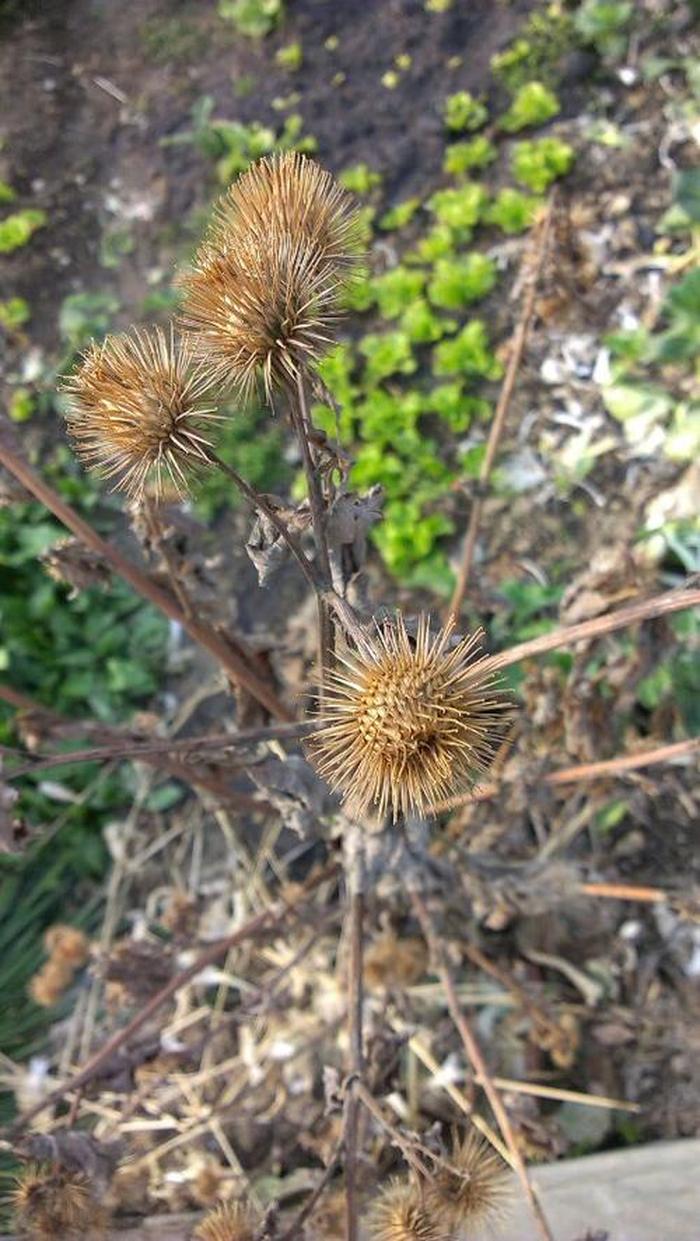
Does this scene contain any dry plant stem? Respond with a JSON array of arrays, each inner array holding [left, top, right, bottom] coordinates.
[[5, 720, 319, 779], [0, 436, 292, 722], [0, 682, 267, 802], [8, 862, 339, 1136], [276, 1137, 344, 1241], [411, 889, 555, 1241], [211, 449, 366, 651], [141, 498, 194, 619], [432, 732, 700, 813], [211, 451, 322, 593], [446, 196, 554, 623], [354, 1081, 432, 1180], [480, 582, 700, 677], [292, 371, 335, 676], [545, 735, 700, 785], [579, 881, 666, 902], [343, 822, 366, 1241]]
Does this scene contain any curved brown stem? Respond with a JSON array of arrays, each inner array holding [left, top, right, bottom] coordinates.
[[0, 434, 293, 722], [479, 582, 700, 676]]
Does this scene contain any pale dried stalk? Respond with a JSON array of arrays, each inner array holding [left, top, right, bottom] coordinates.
[[478, 582, 700, 677], [0, 433, 292, 721], [446, 196, 555, 623], [343, 822, 365, 1241], [406, 1032, 512, 1165], [411, 889, 554, 1241], [292, 369, 336, 677]]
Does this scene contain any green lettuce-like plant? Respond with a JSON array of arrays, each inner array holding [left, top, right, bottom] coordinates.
[[399, 298, 453, 343], [339, 163, 383, 194], [433, 320, 503, 379], [511, 136, 574, 192], [427, 183, 487, 235], [486, 187, 543, 233], [500, 80, 560, 132], [371, 266, 426, 318], [443, 90, 488, 132], [427, 253, 497, 310], [0, 209, 47, 255], [378, 197, 421, 230], [443, 136, 497, 175], [360, 331, 416, 383], [217, 0, 284, 37]]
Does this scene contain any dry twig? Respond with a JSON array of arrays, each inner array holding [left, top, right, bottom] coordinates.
[[410, 889, 554, 1241], [446, 196, 555, 622]]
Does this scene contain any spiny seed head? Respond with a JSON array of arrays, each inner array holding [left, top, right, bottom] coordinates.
[[180, 232, 340, 402], [430, 1133, 511, 1232], [12, 1164, 106, 1237], [62, 326, 219, 501], [212, 151, 362, 272], [309, 615, 507, 821], [179, 151, 362, 401], [193, 1200, 257, 1241], [368, 1179, 448, 1241]]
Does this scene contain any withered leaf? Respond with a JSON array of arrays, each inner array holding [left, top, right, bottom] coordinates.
[[246, 500, 311, 586], [248, 754, 332, 837], [326, 486, 383, 592]]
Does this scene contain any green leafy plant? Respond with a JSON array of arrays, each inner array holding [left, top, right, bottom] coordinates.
[[58, 292, 120, 352], [378, 197, 421, 230], [0, 296, 30, 330], [443, 90, 488, 132], [574, 0, 633, 58], [500, 80, 560, 131], [399, 298, 453, 343], [0, 504, 168, 722], [360, 331, 416, 383], [371, 266, 426, 318], [163, 98, 315, 184], [276, 40, 302, 70], [0, 208, 46, 254], [217, 0, 284, 38], [339, 163, 383, 194], [491, 6, 576, 90], [433, 320, 503, 379], [443, 136, 497, 175], [8, 388, 34, 422], [511, 136, 574, 191], [427, 183, 487, 235], [427, 252, 496, 310], [407, 223, 456, 263], [486, 186, 542, 233], [426, 384, 491, 431]]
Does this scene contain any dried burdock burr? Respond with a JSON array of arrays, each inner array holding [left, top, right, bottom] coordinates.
[[429, 1132, 511, 1234], [28, 957, 75, 1008], [43, 924, 89, 968], [193, 1200, 258, 1241], [367, 1179, 449, 1241], [62, 326, 220, 500], [309, 614, 506, 821], [179, 151, 362, 401], [12, 1164, 107, 1238], [213, 150, 362, 271]]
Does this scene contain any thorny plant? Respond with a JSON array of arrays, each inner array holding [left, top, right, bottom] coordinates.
[[1, 151, 699, 1241]]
